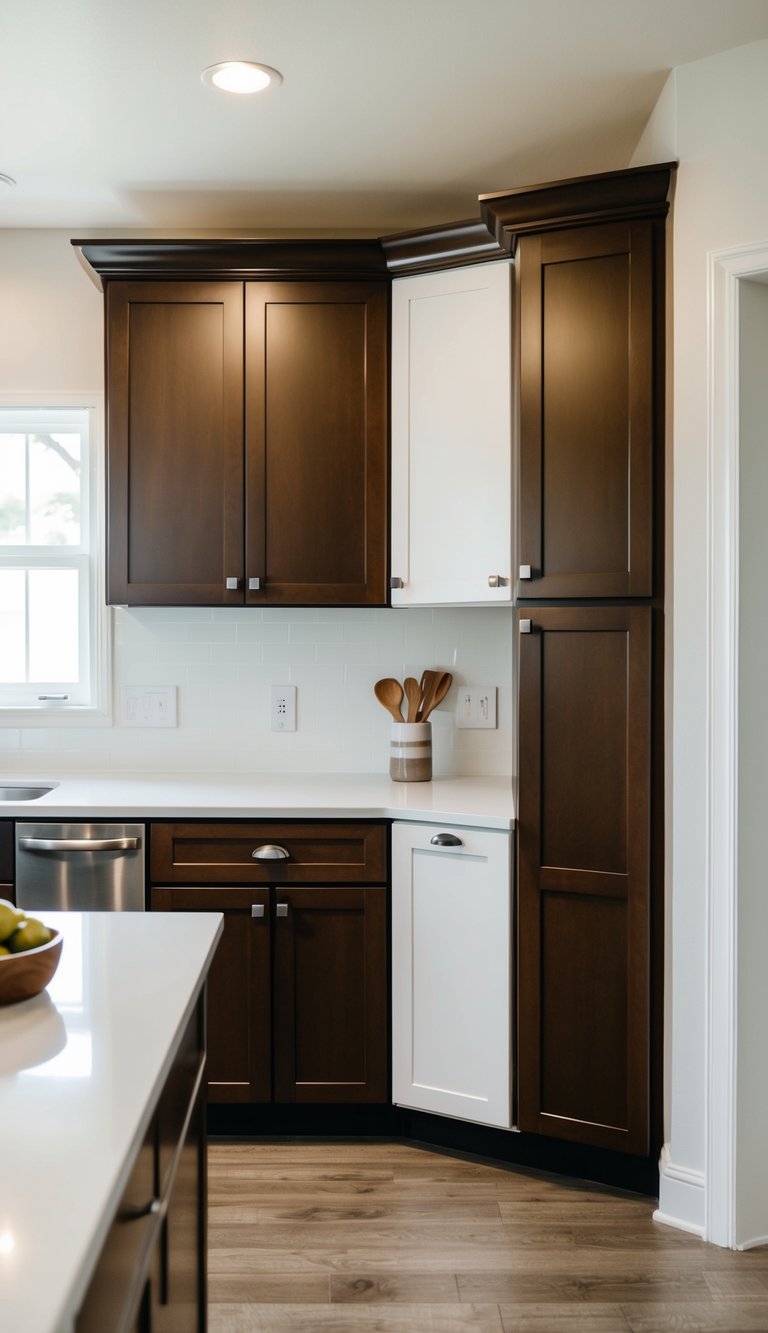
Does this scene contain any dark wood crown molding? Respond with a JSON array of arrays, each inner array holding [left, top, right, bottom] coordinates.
[[479, 162, 677, 252], [379, 217, 507, 276], [72, 238, 390, 289]]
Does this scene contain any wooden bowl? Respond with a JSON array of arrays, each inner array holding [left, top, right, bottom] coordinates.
[[0, 929, 63, 1006]]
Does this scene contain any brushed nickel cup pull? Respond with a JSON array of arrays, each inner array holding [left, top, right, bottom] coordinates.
[[251, 904, 265, 918], [390, 576, 404, 589], [276, 903, 289, 918], [430, 832, 464, 847], [251, 845, 290, 861]]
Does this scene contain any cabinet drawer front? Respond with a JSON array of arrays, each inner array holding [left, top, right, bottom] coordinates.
[[151, 822, 387, 884]]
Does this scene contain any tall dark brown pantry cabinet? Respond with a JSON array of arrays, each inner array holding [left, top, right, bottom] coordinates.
[[482, 164, 673, 1159]]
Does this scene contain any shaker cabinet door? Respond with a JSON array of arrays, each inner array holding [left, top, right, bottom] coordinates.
[[245, 282, 388, 606], [106, 282, 245, 606], [518, 222, 657, 598], [150, 886, 272, 1104], [516, 605, 652, 1154], [272, 886, 388, 1103], [390, 262, 513, 606], [392, 822, 512, 1128]]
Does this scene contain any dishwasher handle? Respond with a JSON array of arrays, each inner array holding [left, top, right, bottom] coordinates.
[[18, 836, 142, 853]]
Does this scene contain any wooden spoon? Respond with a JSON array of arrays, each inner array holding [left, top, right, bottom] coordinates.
[[415, 669, 443, 721], [374, 677, 405, 722], [420, 671, 453, 721], [404, 677, 421, 723]]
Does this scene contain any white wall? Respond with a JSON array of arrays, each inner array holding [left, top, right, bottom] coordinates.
[[736, 277, 768, 1247], [0, 231, 513, 778], [632, 39, 768, 1237]]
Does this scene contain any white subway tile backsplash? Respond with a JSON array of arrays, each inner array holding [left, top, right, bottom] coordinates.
[[185, 623, 238, 643], [6, 606, 513, 777], [236, 622, 290, 643]]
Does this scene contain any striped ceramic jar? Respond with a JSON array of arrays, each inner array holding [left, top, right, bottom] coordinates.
[[389, 721, 432, 782]]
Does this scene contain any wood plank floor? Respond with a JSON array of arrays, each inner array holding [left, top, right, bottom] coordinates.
[[208, 1141, 768, 1332]]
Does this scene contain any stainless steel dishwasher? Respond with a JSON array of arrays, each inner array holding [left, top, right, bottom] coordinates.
[[15, 822, 146, 911]]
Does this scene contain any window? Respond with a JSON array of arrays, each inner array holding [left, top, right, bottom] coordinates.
[[0, 396, 109, 720]]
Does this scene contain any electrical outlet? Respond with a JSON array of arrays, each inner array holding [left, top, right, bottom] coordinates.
[[270, 685, 297, 732], [118, 686, 177, 728], [455, 686, 497, 729]]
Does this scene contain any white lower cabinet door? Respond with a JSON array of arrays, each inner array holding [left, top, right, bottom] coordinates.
[[392, 821, 513, 1129]]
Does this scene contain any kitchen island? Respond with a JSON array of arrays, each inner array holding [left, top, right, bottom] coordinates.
[[0, 910, 223, 1333]]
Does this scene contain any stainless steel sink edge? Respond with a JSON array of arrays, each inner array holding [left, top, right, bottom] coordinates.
[[0, 783, 59, 802]]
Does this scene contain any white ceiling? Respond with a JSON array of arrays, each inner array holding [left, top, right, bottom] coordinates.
[[2, 0, 768, 234]]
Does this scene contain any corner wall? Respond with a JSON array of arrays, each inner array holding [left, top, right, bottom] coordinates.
[[632, 38, 768, 1240]]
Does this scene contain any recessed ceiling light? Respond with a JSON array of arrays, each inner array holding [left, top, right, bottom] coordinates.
[[0, 174, 16, 194], [201, 62, 283, 95]]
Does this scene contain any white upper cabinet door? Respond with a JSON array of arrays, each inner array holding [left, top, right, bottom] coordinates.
[[390, 262, 513, 606], [392, 821, 513, 1129]]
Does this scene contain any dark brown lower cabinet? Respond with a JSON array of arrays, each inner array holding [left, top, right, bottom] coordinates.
[[151, 884, 388, 1105], [517, 605, 652, 1155], [76, 998, 207, 1333]]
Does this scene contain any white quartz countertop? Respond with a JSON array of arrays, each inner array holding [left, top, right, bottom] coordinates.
[[0, 773, 516, 829], [0, 911, 223, 1333]]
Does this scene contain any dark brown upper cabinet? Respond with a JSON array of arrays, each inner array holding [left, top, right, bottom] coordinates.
[[480, 163, 673, 601], [106, 281, 245, 607], [245, 282, 387, 606], [518, 220, 655, 598], [80, 241, 389, 607]]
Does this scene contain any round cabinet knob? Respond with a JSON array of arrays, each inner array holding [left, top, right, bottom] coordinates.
[[251, 844, 290, 861]]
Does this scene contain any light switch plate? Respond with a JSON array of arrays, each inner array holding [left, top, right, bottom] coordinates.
[[118, 686, 177, 727], [455, 686, 497, 729]]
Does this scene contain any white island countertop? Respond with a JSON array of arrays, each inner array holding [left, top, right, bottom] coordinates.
[[0, 773, 515, 829], [0, 911, 223, 1333]]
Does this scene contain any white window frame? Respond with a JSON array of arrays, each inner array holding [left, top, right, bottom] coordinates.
[[0, 391, 111, 725]]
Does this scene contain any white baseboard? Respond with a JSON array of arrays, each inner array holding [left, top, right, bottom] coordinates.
[[655, 1144, 706, 1237], [738, 1234, 768, 1251]]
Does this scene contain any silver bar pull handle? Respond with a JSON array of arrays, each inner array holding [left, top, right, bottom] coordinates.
[[519, 619, 533, 634], [276, 903, 289, 918], [18, 836, 141, 853], [251, 904, 265, 918], [430, 832, 464, 848], [225, 576, 241, 590], [251, 845, 290, 861], [519, 564, 532, 580], [248, 577, 261, 591]]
